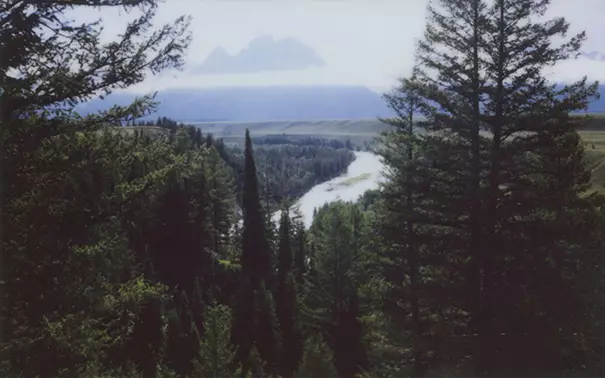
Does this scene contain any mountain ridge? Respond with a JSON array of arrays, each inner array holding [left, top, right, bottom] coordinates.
[[195, 35, 325, 75], [75, 84, 605, 123], [76, 85, 393, 122]]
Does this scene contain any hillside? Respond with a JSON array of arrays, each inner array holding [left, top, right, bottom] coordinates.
[[75, 84, 605, 125], [75, 86, 394, 122], [191, 118, 387, 144]]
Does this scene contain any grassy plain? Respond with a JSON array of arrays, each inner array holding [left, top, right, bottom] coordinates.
[[579, 130, 605, 190], [189, 118, 388, 146]]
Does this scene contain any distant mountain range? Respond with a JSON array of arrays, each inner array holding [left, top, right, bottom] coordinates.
[[75, 86, 394, 122], [75, 84, 605, 123], [195, 36, 325, 75]]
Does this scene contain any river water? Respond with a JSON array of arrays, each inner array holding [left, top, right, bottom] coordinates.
[[273, 151, 386, 228]]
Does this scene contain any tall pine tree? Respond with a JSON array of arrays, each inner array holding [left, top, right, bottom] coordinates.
[[306, 202, 369, 377], [241, 129, 272, 288], [275, 209, 303, 377], [386, 0, 602, 374], [233, 130, 278, 374], [378, 69, 443, 376], [477, 0, 600, 372]]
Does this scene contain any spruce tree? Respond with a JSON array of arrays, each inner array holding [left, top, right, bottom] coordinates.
[[232, 277, 256, 373], [130, 295, 166, 378], [194, 304, 242, 378], [204, 146, 236, 259], [241, 129, 272, 288], [189, 163, 216, 298], [331, 292, 368, 378], [233, 130, 277, 372], [413, 0, 489, 352], [293, 334, 338, 378], [150, 177, 195, 292], [277, 207, 293, 278], [191, 279, 207, 338], [391, 0, 602, 373], [275, 209, 303, 377], [247, 346, 267, 378], [292, 213, 307, 284], [306, 202, 369, 377], [1, 3, 190, 373], [254, 282, 279, 375], [165, 307, 183, 375], [194, 128, 203, 149], [378, 70, 436, 376], [477, 1, 599, 371], [166, 291, 200, 377]]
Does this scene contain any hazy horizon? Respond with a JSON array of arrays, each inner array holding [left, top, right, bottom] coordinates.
[[67, 0, 605, 96]]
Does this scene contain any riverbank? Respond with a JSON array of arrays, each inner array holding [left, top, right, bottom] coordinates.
[[273, 151, 385, 228]]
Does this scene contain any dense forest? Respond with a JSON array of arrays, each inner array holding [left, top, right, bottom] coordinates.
[[226, 141, 355, 208], [122, 122, 356, 210], [2, 0, 605, 377]]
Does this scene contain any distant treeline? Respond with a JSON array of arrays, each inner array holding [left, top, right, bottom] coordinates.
[[227, 143, 355, 208], [253, 135, 356, 151], [124, 116, 182, 129], [124, 117, 357, 210]]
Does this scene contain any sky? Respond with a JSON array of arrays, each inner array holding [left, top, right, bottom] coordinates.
[[69, 0, 605, 95]]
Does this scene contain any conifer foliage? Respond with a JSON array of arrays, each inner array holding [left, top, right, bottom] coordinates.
[[232, 129, 279, 374], [241, 129, 273, 288], [3, 0, 605, 377], [275, 208, 303, 377], [378, 0, 604, 375]]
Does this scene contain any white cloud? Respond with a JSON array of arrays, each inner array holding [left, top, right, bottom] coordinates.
[[548, 58, 605, 84]]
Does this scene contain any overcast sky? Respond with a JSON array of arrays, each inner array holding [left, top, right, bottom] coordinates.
[[69, 0, 605, 94]]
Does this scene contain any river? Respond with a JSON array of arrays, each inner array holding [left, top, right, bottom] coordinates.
[[273, 151, 386, 228]]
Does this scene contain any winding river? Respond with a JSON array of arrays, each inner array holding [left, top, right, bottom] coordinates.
[[274, 151, 386, 228]]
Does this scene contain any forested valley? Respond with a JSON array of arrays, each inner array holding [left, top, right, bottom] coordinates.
[[122, 121, 357, 210], [3, 1, 605, 378]]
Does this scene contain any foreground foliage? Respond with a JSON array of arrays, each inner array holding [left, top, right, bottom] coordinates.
[[2, 0, 605, 377]]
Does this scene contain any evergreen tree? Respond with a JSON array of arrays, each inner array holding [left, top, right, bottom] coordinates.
[[233, 130, 278, 372], [166, 307, 182, 373], [412, 1, 489, 357], [191, 279, 207, 338], [382, 0, 603, 374], [291, 209, 307, 284], [189, 164, 216, 297], [377, 70, 440, 376], [204, 146, 236, 259], [306, 202, 370, 377], [130, 294, 167, 378], [293, 334, 338, 378], [253, 283, 279, 375], [275, 209, 303, 377], [166, 291, 200, 377], [150, 177, 194, 291], [247, 346, 267, 378], [331, 292, 368, 378], [232, 277, 256, 374], [241, 129, 272, 288], [476, 3, 598, 372], [279, 273, 304, 377], [195, 128, 203, 149], [277, 207, 293, 277], [194, 304, 242, 378], [1, 1, 190, 373]]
